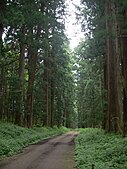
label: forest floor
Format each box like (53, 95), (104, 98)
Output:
(0, 131), (78, 169)
(75, 128), (127, 169)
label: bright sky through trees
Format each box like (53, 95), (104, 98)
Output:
(65, 0), (84, 50)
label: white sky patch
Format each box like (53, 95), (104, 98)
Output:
(65, 0), (84, 50)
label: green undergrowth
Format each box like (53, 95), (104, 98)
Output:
(0, 122), (69, 159)
(76, 128), (127, 169)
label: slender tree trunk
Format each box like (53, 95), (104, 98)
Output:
(102, 58), (108, 129)
(0, 24), (3, 58)
(120, 10), (127, 135)
(0, 3), (4, 119)
(0, 22), (4, 119)
(51, 79), (55, 127)
(42, 58), (49, 126)
(47, 59), (55, 127)
(0, 68), (4, 119)
(48, 61), (51, 127)
(26, 25), (41, 128)
(26, 30), (35, 128)
(15, 27), (25, 125)
(26, 46), (37, 128)
(0, 0), (4, 58)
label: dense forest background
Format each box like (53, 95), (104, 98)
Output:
(0, 0), (127, 135)
(0, 0), (77, 128)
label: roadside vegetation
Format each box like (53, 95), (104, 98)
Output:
(0, 122), (69, 159)
(1, 1), (127, 168)
(76, 128), (127, 169)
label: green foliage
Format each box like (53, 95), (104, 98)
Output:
(74, 0), (107, 128)
(76, 129), (127, 169)
(0, 0), (76, 128)
(0, 122), (70, 159)
(75, 38), (104, 128)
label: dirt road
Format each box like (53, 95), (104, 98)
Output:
(0, 131), (78, 169)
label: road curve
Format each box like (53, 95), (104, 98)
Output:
(0, 131), (78, 169)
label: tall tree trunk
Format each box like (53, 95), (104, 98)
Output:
(0, 68), (4, 119)
(51, 79), (55, 127)
(42, 2), (50, 126)
(102, 57), (108, 129)
(105, 0), (120, 132)
(26, 46), (37, 128)
(121, 10), (127, 135)
(0, 2), (4, 120)
(15, 27), (25, 125)
(47, 60), (51, 127)
(0, 0), (4, 57)
(42, 57), (49, 126)
(26, 25), (41, 128)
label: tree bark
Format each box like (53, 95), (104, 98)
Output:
(25, 24), (41, 128)
(105, 0), (120, 132)
(42, 3), (50, 126)
(15, 26), (25, 125)
(51, 79), (55, 127)
(26, 46), (37, 128)
(0, 3), (4, 120)
(48, 65), (52, 127)
(0, 68), (4, 119)
(120, 10), (127, 135)
(102, 58), (108, 130)
(42, 57), (49, 126)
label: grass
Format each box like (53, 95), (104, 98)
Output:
(0, 122), (69, 159)
(75, 128), (127, 169)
